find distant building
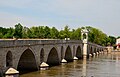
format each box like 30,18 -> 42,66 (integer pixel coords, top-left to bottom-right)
116,38 -> 120,49
106,46 -> 113,53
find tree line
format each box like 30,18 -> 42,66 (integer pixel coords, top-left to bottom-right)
0,23 -> 116,46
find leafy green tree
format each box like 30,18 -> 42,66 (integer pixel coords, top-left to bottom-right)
59,25 -> 71,39
64,25 -> 71,38
38,26 -> 45,38
29,26 -> 39,38
0,27 -> 4,38
0,32 -> 3,38
70,29 -> 76,39
74,28 -> 81,40
13,23 -> 23,38
50,27 -> 59,39
27,28 -> 33,38
22,27 -> 29,38
44,26 -> 51,38
0,27 -> 8,38
70,28 -> 81,40
4,28 -> 14,38
85,26 -> 108,46
117,36 -> 120,38
107,36 -> 116,46
0,23 -> 116,46
59,30 -> 65,39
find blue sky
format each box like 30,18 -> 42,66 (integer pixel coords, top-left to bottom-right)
0,0 -> 120,37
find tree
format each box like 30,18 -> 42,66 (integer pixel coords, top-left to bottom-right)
64,25 -> 71,38
70,28 -> 81,40
70,29 -> 76,39
13,23 -> 23,38
0,23 -> 116,46
107,36 -> 116,46
44,26 -> 51,38
0,27 -> 8,38
0,27 -> 4,38
117,36 -> 120,38
59,30 -> 65,39
38,26 -> 45,38
4,27 -> 14,38
29,26 -> 39,38
22,27 -> 29,38
0,32 -> 3,38
74,28 -> 81,40
59,25 -> 71,39
85,26 -> 108,46
50,27 -> 59,39
27,28 -> 33,38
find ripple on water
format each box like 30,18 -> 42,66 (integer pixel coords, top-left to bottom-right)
20,52 -> 120,77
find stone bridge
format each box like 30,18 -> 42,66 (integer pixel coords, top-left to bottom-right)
0,39 -> 104,72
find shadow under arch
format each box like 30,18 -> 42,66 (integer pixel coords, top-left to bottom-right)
65,46 -> 73,62
61,46 -> 63,60
97,48 -> 100,53
76,46 -> 82,59
47,47 -> 60,66
6,51 -> 12,67
17,49 -> 38,73
94,48 -> 96,53
90,47 -> 92,54
40,48 -> 44,63
90,47 -> 93,56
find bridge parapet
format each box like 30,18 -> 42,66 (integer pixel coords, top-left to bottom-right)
88,42 -> 105,48
0,39 -> 82,48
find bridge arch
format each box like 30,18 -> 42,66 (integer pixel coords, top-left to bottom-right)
40,48 -> 44,63
17,49 -> 38,72
76,46 -> 82,59
64,46 -> 73,62
6,51 -> 12,67
47,47 -> 60,66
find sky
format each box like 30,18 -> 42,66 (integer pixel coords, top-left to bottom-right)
0,0 -> 120,37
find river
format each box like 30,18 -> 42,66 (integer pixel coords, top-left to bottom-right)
20,52 -> 120,77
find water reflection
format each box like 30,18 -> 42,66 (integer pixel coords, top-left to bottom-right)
82,57 -> 87,77
61,63 -> 66,77
20,52 -> 120,77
